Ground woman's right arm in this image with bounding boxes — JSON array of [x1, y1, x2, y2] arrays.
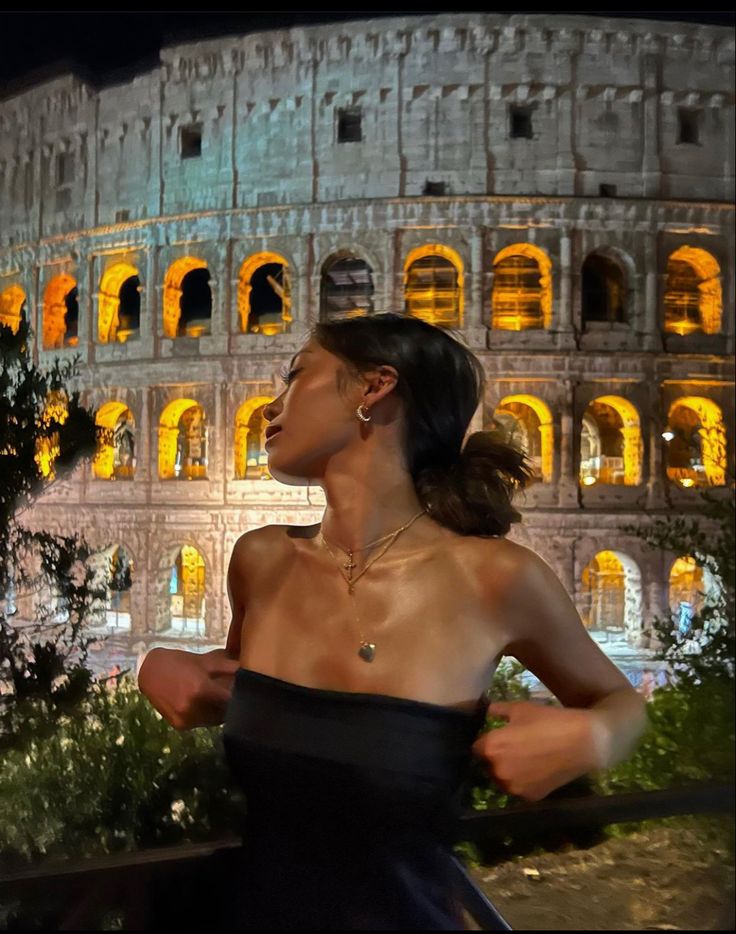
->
[[137, 647, 241, 730], [137, 530, 256, 730]]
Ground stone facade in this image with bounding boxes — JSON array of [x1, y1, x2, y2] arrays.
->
[[0, 13, 733, 680]]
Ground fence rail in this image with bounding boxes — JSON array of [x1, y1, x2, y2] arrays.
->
[[0, 782, 732, 931]]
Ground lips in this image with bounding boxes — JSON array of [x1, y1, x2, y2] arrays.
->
[[265, 427, 282, 441]]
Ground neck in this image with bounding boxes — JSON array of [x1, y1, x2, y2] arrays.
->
[[318, 478, 428, 555]]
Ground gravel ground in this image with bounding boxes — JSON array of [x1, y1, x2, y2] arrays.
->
[[461, 818, 734, 931]]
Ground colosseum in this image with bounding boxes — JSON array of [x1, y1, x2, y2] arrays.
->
[[0, 12, 733, 690]]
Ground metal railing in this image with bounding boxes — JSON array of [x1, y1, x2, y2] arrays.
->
[[0, 782, 732, 931]]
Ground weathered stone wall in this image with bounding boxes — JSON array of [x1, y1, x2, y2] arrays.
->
[[1, 13, 733, 663]]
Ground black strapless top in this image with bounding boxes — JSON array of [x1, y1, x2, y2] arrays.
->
[[221, 667, 488, 931]]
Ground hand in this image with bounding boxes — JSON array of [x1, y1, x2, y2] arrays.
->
[[470, 700, 603, 802], [138, 648, 241, 731]]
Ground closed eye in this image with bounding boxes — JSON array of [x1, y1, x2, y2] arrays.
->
[[278, 365, 299, 387]]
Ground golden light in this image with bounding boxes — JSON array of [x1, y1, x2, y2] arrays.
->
[[583, 475, 597, 485], [664, 246, 722, 336], [42, 274, 77, 349], [238, 252, 292, 335], [163, 257, 208, 339], [0, 284, 25, 334], [98, 263, 140, 343], [491, 243, 552, 331], [404, 244, 463, 328]]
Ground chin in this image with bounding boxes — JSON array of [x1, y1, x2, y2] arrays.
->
[[267, 462, 314, 487]]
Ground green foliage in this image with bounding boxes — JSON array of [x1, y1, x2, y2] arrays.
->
[[0, 674, 244, 873], [0, 317, 126, 745]]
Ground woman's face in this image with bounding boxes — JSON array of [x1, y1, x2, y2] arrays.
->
[[263, 339, 363, 486]]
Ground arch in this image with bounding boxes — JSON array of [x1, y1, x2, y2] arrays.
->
[[93, 402, 136, 480], [88, 544, 134, 630], [580, 550, 642, 641], [158, 398, 207, 480], [495, 394, 554, 483], [34, 389, 69, 479], [580, 395, 642, 486], [98, 263, 141, 344], [404, 244, 463, 328], [491, 243, 552, 330], [320, 251, 375, 320], [0, 284, 26, 334], [43, 274, 78, 349], [581, 250, 628, 325], [234, 396, 274, 479], [664, 246, 722, 336], [666, 396, 726, 487], [163, 257, 208, 338], [168, 545, 206, 634], [238, 252, 292, 334]]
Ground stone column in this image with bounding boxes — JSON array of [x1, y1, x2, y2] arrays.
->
[[557, 379, 580, 508]]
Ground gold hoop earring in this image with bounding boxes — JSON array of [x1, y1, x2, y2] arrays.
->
[[356, 404, 372, 423]]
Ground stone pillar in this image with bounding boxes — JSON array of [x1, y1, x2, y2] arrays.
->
[[646, 391, 667, 510], [468, 229, 484, 329], [641, 51, 662, 198], [557, 230, 574, 333], [642, 234, 663, 352], [557, 379, 580, 508]]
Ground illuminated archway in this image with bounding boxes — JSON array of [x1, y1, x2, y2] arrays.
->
[[664, 247, 722, 336], [404, 245, 463, 327], [98, 263, 140, 343], [580, 396, 643, 487], [88, 544, 133, 630], [668, 555, 718, 636], [169, 545, 206, 633], [159, 399, 207, 480], [665, 397, 726, 488], [43, 274, 78, 349], [234, 397, 274, 479], [238, 252, 292, 334], [320, 252, 375, 320], [491, 244, 552, 330], [93, 402, 136, 480], [163, 257, 209, 338], [34, 390, 69, 479], [494, 395, 553, 483], [581, 550, 641, 639], [0, 284, 26, 334]]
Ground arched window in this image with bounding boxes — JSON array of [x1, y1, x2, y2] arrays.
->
[[580, 550, 641, 644], [582, 253, 627, 326], [43, 275, 78, 349], [93, 403, 136, 480], [34, 390, 68, 479], [163, 258, 211, 338], [98, 263, 141, 343], [491, 244, 552, 330], [493, 395, 553, 483], [665, 397, 726, 488], [238, 253, 292, 334], [404, 246, 462, 327], [234, 398, 272, 479], [580, 396, 643, 487], [320, 254, 374, 319], [0, 284, 26, 334], [168, 545, 206, 635], [664, 247, 722, 336], [159, 400, 208, 480]]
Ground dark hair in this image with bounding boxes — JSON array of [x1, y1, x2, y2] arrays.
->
[[310, 313, 535, 537]]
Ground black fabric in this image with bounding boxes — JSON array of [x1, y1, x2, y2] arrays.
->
[[220, 667, 488, 930]]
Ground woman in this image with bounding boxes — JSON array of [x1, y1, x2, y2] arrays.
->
[[138, 313, 647, 930]]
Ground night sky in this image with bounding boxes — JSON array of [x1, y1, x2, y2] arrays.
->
[[1, 10, 734, 93]]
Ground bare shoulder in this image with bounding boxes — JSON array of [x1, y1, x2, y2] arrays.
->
[[470, 535, 543, 598]]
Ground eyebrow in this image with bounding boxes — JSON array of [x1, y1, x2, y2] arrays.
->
[[289, 350, 313, 368]]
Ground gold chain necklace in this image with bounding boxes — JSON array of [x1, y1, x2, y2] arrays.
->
[[317, 508, 429, 662]]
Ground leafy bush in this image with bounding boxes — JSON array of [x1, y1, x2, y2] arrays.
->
[[0, 674, 244, 873]]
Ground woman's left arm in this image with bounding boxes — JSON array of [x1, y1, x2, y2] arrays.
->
[[472, 543, 649, 801]]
